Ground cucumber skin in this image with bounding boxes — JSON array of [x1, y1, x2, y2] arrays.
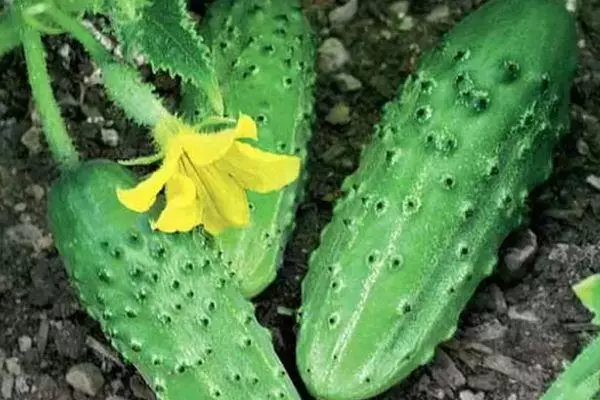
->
[[189, 0, 316, 298], [48, 160, 301, 400], [296, 1, 578, 399]]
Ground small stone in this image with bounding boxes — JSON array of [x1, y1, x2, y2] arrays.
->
[[4, 359, 21, 377], [58, 44, 71, 63], [18, 336, 32, 353], [1, 374, 14, 399], [329, 0, 358, 25], [464, 319, 508, 342], [65, 363, 105, 397], [577, 139, 590, 156], [333, 73, 363, 92], [431, 349, 466, 389], [129, 375, 155, 400], [5, 222, 44, 251], [14, 376, 29, 395], [508, 306, 540, 323], [101, 128, 120, 147], [318, 38, 350, 73], [459, 390, 485, 400], [426, 5, 451, 22], [398, 16, 416, 31], [467, 373, 497, 391], [21, 128, 42, 154], [106, 396, 127, 400], [13, 203, 26, 212], [389, 1, 409, 19], [326, 103, 351, 125], [586, 175, 600, 191], [498, 229, 538, 282], [26, 185, 45, 202]]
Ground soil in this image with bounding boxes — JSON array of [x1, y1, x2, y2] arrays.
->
[[1, 1, 599, 400]]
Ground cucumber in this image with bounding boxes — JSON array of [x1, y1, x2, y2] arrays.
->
[[48, 160, 301, 400], [296, 1, 578, 399], [181, 0, 316, 298]]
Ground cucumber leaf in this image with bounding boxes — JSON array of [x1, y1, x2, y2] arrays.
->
[[108, 0, 222, 114], [574, 274, 600, 326]]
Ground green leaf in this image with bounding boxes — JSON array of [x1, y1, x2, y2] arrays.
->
[[574, 274, 600, 326], [109, 0, 222, 114], [0, 8, 23, 57], [541, 335, 600, 400]]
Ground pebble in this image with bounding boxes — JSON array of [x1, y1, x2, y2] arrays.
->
[[326, 103, 351, 125], [426, 4, 451, 22], [4, 222, 45, 251], [398, 16, 416, 31], [1, 374, 14, 399], [20, 128, 42, 154], [333, 72, 363, 92], [65, 363, 105, 397], [14, 376, 29, 395], [318, 38, 350, 73], [329, 0, 358, 25], [26, 184, 45, 201], [106, 396, 127, 400], [459, 390, 485, 400], [467, 373, 497, 392], [18, 336, 32, 353], [508, 306, 540, 323], [431, 349, 466, 389], [586, 175, 600, 191], [498, 229, 538, 282], [5, 358, 21, 376], [101, 128, 120, 147], [389, 1, 409, 19]]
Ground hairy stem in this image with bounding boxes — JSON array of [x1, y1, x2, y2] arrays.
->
[[21, 21, 79, 169]]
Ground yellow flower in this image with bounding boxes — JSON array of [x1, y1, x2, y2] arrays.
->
[[116, 114, 301, 235]]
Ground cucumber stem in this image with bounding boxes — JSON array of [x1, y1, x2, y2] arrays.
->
[[41, 5, 169, 128], [37, 4, 110, 64], [21, 21, 79, 170]]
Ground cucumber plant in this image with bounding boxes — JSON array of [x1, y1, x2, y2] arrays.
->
[[4, 1, 306, 399], [296, 0, 578, 399]]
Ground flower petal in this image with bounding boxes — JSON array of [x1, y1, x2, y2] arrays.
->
[[117, 144, 181, 212], [218, 142, 301, 193], [197, 165, 250, 227], [152, 174, 202, 233], [179, 130, 236, 166], [234, 114, 258, 140]]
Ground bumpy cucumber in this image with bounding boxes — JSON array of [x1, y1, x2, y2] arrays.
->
[[297, 1, 578, 399], [182, 0, 316, 298], [49, 160, 301, 400]]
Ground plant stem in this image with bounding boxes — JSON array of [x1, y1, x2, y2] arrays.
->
[[41, 5, 169, 127], [541, 334, 600, 400], [21, 22, 79, 170], [38, 5, 111, 64]]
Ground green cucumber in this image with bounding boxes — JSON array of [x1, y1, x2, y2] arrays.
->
[[296, 0, 578, 399], [48, 160, 301, 400], [181, 0, 316, 298]]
